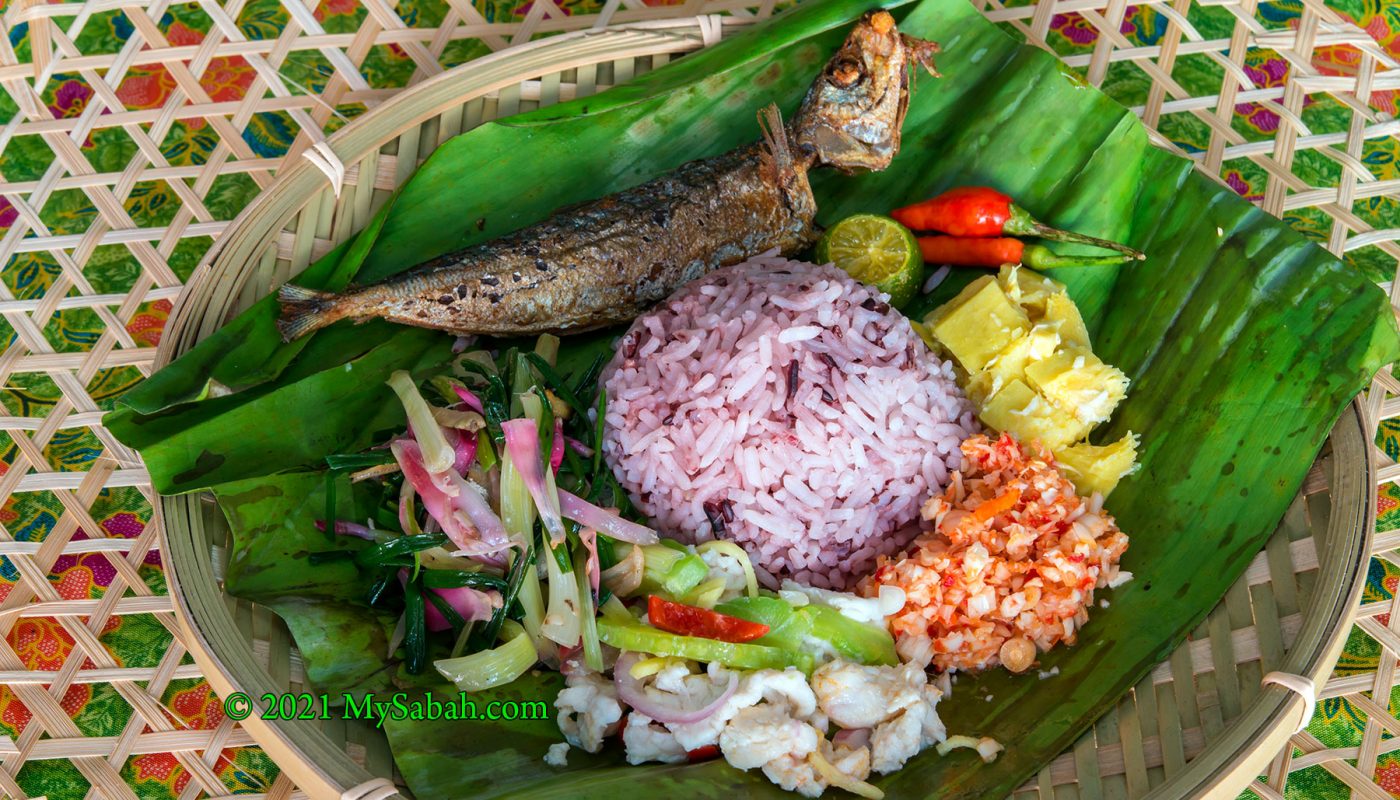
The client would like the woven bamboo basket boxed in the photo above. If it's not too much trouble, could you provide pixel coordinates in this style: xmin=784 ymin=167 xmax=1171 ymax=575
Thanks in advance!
xmin=152 ymin=12 xmax=1379 ymax=800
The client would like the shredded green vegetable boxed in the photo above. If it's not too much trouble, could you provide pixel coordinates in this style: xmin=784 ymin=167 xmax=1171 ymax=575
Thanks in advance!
xmin=403 ymin=580 xmax=428 ymax=674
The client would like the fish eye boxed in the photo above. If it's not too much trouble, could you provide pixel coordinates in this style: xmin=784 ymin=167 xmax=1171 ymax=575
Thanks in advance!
xmin=828 ymin=58 xmax=865 ymax=89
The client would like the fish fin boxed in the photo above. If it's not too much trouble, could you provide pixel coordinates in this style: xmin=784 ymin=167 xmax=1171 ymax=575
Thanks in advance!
xmin=903 ymin=34 xmax=941 ymax=77
xmin=276 ymin=284 xmax=339 ymax=342
xmin=757 ymin=103 xmax=795 ymax=174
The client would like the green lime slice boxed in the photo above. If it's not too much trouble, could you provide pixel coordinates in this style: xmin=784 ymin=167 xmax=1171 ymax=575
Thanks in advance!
xmin=815 ymin=214 xmax=925 ymax=308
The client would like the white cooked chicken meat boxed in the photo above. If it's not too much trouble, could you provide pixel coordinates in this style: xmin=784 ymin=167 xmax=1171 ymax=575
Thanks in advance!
xmin=811 ymin=660 xmax=947 ymax=775
xmin=550 ymin=657 xmax=957 ymax=796
xmin=555 ymin=671 xmax=624 ymax=753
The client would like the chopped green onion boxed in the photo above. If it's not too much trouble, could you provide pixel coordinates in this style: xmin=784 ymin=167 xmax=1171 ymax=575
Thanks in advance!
xmin=571 ymin=352 xmax=607 ymax=407
xmin=592 ymin=390 xmax=606 ymax=478
xmin=457 ymin=350 xmax=498 ymax=378
xmin=474 ymin=430 xmax=497 ymax=472
xmin=599 ymin=594 xmax=632 ymax=621
xmin=403 ymin=579 xmax=428 ymax=674
xmin=353 ymin=533 xmax=448 ymax=568
xmin=479 ymin=539 xmax=533 ymax=648
xmin=523 ymin=352 xmax=588 ymax=419
xmin=366 ymin=571 xmax=396 ymax=606
xmin=435 ymin=620 xmax=536 ymax=692
xmin=424 ymin=585 xmax=468 ymax=634
xmin=421 ymin=570 xmax=509 ymax=592
xmin=325 ymin=452 xmax=396 ymax=470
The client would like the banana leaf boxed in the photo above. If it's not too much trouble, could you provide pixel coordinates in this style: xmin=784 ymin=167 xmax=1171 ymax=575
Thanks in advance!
xmin=107 ymin=0 xmax=1400 ymax=795
xmin=214 ymin=471 xmax=399 ymax=696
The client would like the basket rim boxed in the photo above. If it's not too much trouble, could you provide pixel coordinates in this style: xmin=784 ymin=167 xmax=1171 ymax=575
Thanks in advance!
xmin=154 ymin=15 xmax=1378 ymax=800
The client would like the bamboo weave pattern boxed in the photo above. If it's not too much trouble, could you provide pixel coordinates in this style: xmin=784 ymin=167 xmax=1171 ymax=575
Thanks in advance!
xmin=0 ymin=0 xmax=1397 ymax=798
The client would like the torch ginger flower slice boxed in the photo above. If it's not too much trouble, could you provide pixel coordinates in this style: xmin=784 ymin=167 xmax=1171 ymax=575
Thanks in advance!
xmin=859 ymin=433 xmax=1130 ymax=673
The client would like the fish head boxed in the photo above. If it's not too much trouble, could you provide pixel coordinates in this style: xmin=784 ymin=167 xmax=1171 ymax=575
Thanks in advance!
xmin=792 ymin=9 xmax=939 ymax=173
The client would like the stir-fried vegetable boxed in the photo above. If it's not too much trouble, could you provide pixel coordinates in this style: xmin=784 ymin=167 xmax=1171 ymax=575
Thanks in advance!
xmin=499 ymin=435 xmax=549 ymax=656
xmin=638 ymin=542 xmax=708 ymax=597
xmin=557 ymin=489 xmax=657 ymax=545
xmin=714 ymin=595 xmax=898 ymax=666
xmin=601 ymin=544 xmax=644 ymax=597
xmin=300 ymin=333 xmax=663 ymax=685
xmin=435 ymin=620 xmax=537 ymax=692
xmin=596 ymin=614 xmax=811 ymax=672
xmin=575 ymin=547 xmax=604 ymax=673
xmin=714 ymin=596 xmax=811 ymax=651
xmin=646 ymin=596 xmax=770 ymax=643
xmin=387 ymin=370 xmax=455 ymax=472
xmin=501 ymin=416 xmax=567 ymax=543
xmin=697 ymin=540 xmax=759 ymax=598
xmin=803 ymin=604 xmax=899 ymax=667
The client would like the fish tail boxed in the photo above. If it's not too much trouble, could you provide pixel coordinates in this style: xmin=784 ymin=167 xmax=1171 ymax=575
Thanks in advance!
xmin=277 ymin=284 xmax=341 ymax=342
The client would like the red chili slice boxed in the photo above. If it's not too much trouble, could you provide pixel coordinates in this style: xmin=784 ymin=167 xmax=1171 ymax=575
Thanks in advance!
xmin=687 ymin=744 xmax=721 ymax=762
xmin=646 ymin=595 xmax=770 ymax=643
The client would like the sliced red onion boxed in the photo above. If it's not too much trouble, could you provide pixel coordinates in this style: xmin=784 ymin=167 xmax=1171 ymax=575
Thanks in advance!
xmin=557 ymin=489 xmax=658 ymax=545
xmin=614 ymin=652 xmax=738 ymax=725
xmin=314 ymin=519 xmax=377 ymax=541
xmin=501 ymin=418 xmax=566 ymax=541
xmin=453 ymin=384 xmax=485 ymax=414
xmin=549 ymin=419 xmax=565 ymax=473
xmin=454 ymin=428 xmax=477 ymax=476
xmin=566 ymin=436 xmax=594 ymax=458
xmin=833 ymin=728 xmax=871 ymax=749
xmin=579 ymin=527 xmax=601 ymax=598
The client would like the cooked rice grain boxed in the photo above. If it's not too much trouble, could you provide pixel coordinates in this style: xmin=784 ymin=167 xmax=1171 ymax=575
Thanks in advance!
xmin=600 ymin=254 xmax=975 ymax=590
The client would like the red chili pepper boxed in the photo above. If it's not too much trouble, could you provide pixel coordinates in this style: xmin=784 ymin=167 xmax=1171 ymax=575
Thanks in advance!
xmin=646 ymin=595 xmax=770 ymax=643
xmin=917 ymin=237 xmax=1140 ymax=270
xmin=893 ymin=186 xmax=1145 ymax=259
xmin=687 ymin=744 xmax=722 ymax=762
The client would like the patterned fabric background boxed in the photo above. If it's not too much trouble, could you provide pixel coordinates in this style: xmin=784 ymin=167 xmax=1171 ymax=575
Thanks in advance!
xmin=0 ymin=0 xmax=1396 ymax=797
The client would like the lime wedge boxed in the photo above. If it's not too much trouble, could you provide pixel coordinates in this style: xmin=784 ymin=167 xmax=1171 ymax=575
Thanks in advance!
xmin=815 ymin=214 xmax=925 ymax=308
